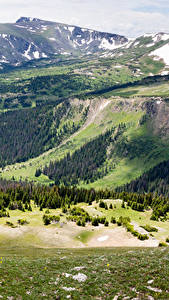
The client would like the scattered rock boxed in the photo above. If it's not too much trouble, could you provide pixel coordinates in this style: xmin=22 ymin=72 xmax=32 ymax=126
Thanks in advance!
xmin=147 ymin=296 xmax=154 ymax=300
xmin=147 ymin=286 xmax=162 ymax=293
xmin=72 ymin=273 xmax=87 ymax=282
xmin=147 ymin=279 xmax=154 ymax=284
xmin=62 ymin=287 xmax=76 ymax=292
xmin=73 ymin=266 xmax=85 ymax=271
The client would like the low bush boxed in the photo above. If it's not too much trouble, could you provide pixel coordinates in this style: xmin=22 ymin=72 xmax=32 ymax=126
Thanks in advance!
xmin=141 ymin=225 xmax=158 ymax=232
xmin=6 ymin=221 xmax=15 ymax=228
xmin=17 ymin=219 xmax=29 ymax=225
xmin=104 ymin=220 xmax=109 ymax=227
xmin=0 ymin=210 xmax=10 ymax=218
xmin=159 ymin=242 xmax=168 ymax=247
xmin=111 ymin=217 xmax=116 ymax=224
xmin=92 ymin=218 xmax=99 ymax=226
xmin=43 ymin=214 xmax=60 ymax=225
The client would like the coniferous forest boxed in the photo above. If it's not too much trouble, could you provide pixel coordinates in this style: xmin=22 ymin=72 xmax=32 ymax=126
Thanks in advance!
xmin=0 ymin=102 xmax=80 ymax=167
xmin=43 ymin=128 xmax=114 ymax=185
xmin=118 ymin=159 xmax=169 ymax=197
xmin=0 ymin=178 xmax=168 ymax=222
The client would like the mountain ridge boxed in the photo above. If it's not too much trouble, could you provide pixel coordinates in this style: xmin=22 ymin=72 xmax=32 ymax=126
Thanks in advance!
xmin=0 ymin=16 xmax=169 ymax=68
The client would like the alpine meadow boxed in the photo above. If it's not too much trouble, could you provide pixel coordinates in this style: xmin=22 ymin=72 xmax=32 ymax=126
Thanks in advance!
xmin=0 ymin=9 xmax=168 ymax=300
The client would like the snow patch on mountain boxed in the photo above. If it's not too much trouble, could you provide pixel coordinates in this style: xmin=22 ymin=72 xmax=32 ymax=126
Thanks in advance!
xmin=150 ymin=43 xmax=169 ymax=65
xmin=49 ymin=38 xmax=56 ymax=41
xmin=144 ymin=33 xmax=169 ymax=43
xmin=23 ymin=43 xmax=32 ymax=60
xmin=33 ymin=51 xmax=40 ymax=59
xmin=68 ymin=26 xmax=75 ymax=34
xmin=99 ymin=38 xmax=118 ymax=50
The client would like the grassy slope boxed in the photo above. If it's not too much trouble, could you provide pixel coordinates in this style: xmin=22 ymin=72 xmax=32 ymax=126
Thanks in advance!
xmin=0 ymin=99 xmax=144 ymax=184
xmin=0 ymin=247 xmax=168 ymax=299
xmin=106 ymin=81 xmax=169 ymax=98
xmin=0 ymin=200 xmax=168 ymax=299
xmin=2 ymin=94 xmax=169 ymax=189
xmin=0 ymin=52 xmax=168 ymax=188
xmin=0 ymin=198 xmax=168 ymax=248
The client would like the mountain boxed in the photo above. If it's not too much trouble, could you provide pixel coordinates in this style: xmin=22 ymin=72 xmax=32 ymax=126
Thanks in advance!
xmin=0 ymin=17 xmax=169 ymax=69
xmin=0 ymin=17 xmax=169 ymax=195
xmin=0 ymin=17 xmax=128 ymax=66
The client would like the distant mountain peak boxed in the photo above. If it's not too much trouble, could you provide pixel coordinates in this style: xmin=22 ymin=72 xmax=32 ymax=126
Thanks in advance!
xmin=16 ymin=17 xmax=41 ymax=23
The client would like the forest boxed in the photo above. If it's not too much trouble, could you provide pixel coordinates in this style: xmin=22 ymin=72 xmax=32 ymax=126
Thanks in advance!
xmin=0 ymin=102 xmax=80 ymax=167
xmin=117 ymin=159 xmax=169 ymax=197
xmin=0 ymin=178 xmax=168 ymax=221
xmin=42 ymin=128 xmax=114 ymax=185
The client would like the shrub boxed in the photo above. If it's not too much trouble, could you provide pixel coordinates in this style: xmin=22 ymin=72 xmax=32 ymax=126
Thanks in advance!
xmin=111 ymin=217 xmax=116 ymax=224
xmin=159 ymin=242 xmax=168 ymax=247
xmin=121 ymin=201 xmax=125 ymax=208
xmin=81 ymin=219 xmax=86 ymax=227
xmin=141 ymin=225 xmax=158 ymax=232
xmin=99 ymin=201 xmax=105 ymax=208
xmin=43 ymin=215 xmax=50 ymax=225
xmin=104 ymin=220 xmax=109 ymax=227
xmin=6 ymin=221 xmax=15 ymax=228
xmin=51 ymin=215 xmax=60 ymax=223
xmin=99 ymin=217 xmax=106 ymax=224
xmin=92 ymin=218 xmax=99 ymax=226
xmin=17 ymin=219 xmax=29 ymax=225
xmin=62 ymin=206 xmax=67 ymax=213
xmin=166 ymin=237 xmax=169 ymax=243
xmin=150 ymin=214 xmax=159 ymax=221
xmin=76 ymin=219 xmax=81 ymax=226
xmin=0 ymin=210 xmax=10 ymax=218
xmin=43 ymin=214 xmax=60 ymax=225
xmin=109 ymin=203 xmax=113 ymax=209
xmin=117 ymin=220 xmax=122 ymax=226
xmin=138 ymin=234 xmax=149 ymax=240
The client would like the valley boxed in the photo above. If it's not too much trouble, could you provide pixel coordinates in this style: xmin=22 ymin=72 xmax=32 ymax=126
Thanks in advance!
xmin=0 ymin=14 xmax=168 ymax=299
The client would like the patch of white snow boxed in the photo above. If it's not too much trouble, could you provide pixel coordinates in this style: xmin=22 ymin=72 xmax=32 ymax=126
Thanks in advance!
xmin=150 ymin=43 xmax=169 ymax=65
xmin=97 ymin=235 xmax=109 ymax=242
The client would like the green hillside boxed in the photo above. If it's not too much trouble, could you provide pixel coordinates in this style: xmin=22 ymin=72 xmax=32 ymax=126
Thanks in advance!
xmin=0 ymin=49 xmax=169 ymax=190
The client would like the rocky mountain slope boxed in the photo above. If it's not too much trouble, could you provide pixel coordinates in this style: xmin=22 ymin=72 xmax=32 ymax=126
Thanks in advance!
xmin=0 ymin=17 xmax=169 ymax=69
xmin=0 ymin=17 xmax=128 ymax=66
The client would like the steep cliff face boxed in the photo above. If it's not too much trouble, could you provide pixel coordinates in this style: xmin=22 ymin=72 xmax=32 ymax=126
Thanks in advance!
xmin=144 ymin=99 xmax=169 ymax=138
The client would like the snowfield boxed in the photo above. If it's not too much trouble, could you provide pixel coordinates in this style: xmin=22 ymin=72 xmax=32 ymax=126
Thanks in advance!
xmin=150 ymin=43 xmax=169 ymax=65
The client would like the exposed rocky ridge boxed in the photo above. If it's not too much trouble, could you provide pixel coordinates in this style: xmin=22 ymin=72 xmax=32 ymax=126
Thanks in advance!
xmin=0 ymin=17 xmax=169 ymax=68
xmin=0 ymin=17 xmax=128 ymax=66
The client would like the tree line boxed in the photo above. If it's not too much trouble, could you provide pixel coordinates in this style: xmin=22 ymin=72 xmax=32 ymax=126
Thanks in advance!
xmin=0 ymin=102 xmax=80 ymax=167
xmin=117 ymin=159 xmax=169 ymax=198
xmin=0 ymin=178 xmax=168 ymax=221
xmin=42 ymin=128 xmax=115 ymax=185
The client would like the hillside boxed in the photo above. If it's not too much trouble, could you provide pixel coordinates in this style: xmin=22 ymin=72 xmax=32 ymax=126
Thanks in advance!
xmin=0 ymin=18 xmax=169 ymax=193
xmin=0 ymin=17 xmax=169 ymax=70
xmin=2 ymin=93 xmax=169 ymax=191
xmin=0 ymin=17 xmax=127 ymax=66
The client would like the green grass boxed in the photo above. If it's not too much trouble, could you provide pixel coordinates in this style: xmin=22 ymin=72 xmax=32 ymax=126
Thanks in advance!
xmin=0 ymin=199 xmax=168 ymax=248
xmin=109 ymin=81 xmax=169 ymax=97
xmin=75 ymin=231 xmax=94 ymax=244
xmin=87 ymin=200 xmax=169 ymax=240
xmin=2 ymin=96 xmax=169 ymax=190
xmin=0 ymin=247 xmax=168 ymax=299
xmin=1 ymin=100 xmax=144 ymax=186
